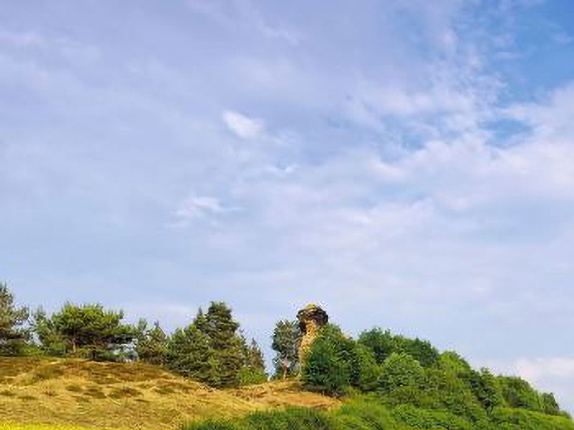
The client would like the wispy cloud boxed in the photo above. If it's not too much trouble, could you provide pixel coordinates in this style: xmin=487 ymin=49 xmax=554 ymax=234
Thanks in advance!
xmin=2 ymin=0 xmax=574 ymax=412
xmin=223 ymin=110 xmax=264 ymax=139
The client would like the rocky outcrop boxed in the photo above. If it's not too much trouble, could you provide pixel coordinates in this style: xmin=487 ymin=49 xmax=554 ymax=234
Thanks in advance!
xmin=296 ymin=304 xmax=329 ymax=365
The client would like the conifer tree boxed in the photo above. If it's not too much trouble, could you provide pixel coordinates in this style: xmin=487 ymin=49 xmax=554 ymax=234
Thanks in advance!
xmin=197 ymin=301 xmax=244 ymax=388
xmin=48 ymin=302 xmax=135 ymax=360
xmin=0 ymin=283 xmax=30 ymax=356
xmin=31 ymin=306 xmax=66 ymax=356
xmin=166 ymin=324 xmax=212 ymax=382
xmin=136 ymin=319 xmax=168 ymax=365
xmin=237 ymin=337 xmax=268 ymax=385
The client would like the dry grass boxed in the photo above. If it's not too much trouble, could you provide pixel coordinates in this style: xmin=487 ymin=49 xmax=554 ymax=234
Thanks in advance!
xmin=0 ymin=358 xmax=339 ymax=430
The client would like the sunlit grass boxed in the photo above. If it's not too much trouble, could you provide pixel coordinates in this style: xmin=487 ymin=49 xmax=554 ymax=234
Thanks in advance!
xmin=0 ymin=357 xmax=339 ymax=430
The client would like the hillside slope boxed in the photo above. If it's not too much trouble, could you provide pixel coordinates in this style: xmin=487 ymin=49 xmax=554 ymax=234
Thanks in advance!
xmin=0 ymin=358 xmax=339 ymax=430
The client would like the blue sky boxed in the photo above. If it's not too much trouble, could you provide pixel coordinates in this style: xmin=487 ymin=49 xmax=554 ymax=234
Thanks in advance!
xmin=2 ymin=0 xmax=574 ymax=411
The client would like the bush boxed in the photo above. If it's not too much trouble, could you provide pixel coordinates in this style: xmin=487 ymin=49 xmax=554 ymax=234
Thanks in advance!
xmin=438 ymin=351 xmax=472 ymax=374
xmin=463 ymin=368 xmax=505 ymax=412
xmin=237 ymin=366 xmax=268 ymax=386
xmin=303 ymin=324 xmax=355 ymax=395
xmin=358 ymin=329 xmax=439 ymax=368
xmin=349 ymin=344 xmax=381 ymax=392
xmin=242 ymin=408 xmax=335 ymax=430
xmin=377 ymin=352 xmax=424 ymax=393
xmin=498 ymin=376 xmax=543 ymax=412
xmin=490 ymin=407 xmax=574 ymax=430
xmin=183 ymin=420 xmax=241 ymax=430
xmin=421 ymin=368 xmax=488 ymax=423
xmin=391 ymin=404 xmax=475 ymax=429
xmin=338 ymin=398 xmax=396 ymax=430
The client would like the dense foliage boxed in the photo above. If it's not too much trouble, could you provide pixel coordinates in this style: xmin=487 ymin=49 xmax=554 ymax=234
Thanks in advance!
xmin=1 ymin=281 xmax=573 ymax=430
xmin=32 ymin=302 xmax=136 ymax=360
xmin=0 ymin=283 xmax=30 ymax=356
xmin=183 ymin=398 xmax=574 ymax=430
xmin=300 ymin=323 xmax=572 ymax=429
xmin=271 ymin=319 xmax=301 ymax=379
xmin=1 ymin=284 xmax=266 ymax=388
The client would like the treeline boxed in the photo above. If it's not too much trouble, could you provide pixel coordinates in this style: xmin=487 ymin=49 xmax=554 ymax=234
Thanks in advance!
xmin=0 ymin=283 xmax=266 ymax=387
xmin=2 ymin=282 xmax=573 ymax=429
xmin=296 ymin=323 xmax=572 ymax=429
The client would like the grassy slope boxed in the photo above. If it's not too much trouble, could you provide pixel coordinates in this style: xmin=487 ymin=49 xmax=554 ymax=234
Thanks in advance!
xmin=0 ymin=358 xmax=339 ymax=430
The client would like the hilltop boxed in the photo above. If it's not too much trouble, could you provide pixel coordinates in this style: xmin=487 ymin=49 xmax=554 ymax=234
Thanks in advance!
xmin=0 ymin=358 xmax=339 ymax=430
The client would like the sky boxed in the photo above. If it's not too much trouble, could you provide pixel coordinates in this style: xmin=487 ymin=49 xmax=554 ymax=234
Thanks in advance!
xmin=1 ymin=0 xmax=574 ymax=412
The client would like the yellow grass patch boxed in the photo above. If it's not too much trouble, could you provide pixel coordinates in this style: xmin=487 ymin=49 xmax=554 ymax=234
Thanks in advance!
xmin=0 ymin=358 xmax=339 ymax=430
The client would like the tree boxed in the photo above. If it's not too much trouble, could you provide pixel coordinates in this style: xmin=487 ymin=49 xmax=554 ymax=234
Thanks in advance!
xmin=31 ymin=306 xmax=66 ymax=356
xmin=541 ymin=392 xmax=561 ymax=416
xmin=166 ymin=324 xmax=212 ymax=382
xmin=48 ymin=302 xmax=135 ymax=360
xmin=135 ymin=319 xmax=168 ymax=365
xmin=349 ymin=343 xmax=381 ymax=392
xmin=439 ymin=351 xmax=472 ymax=374
xmin=358 ymin=328 xmax=439 ymax=368
xmin=271 ymin=319 xmax=301 ymax=379
xmin=498 ymin=375 xmax=543 ymax=412
xmin=397 ymin=337 xmax=439 ymax=368
xmin=238 ymin=337 xmax=268 ymax=385
xmin=358 ymin=328 xmax=394 ymax=364
xmin=464 ymin=368 xmax=505 ymax=413
xmin=0 ymin=283 xmax=30 ymax=356
xmin=196 ymin=301 xmax=244 ymax=388
xmin=302 ymin=324 xmax=355 ymax=395
xmin=377 ymin=352 xmax=424 ymax=393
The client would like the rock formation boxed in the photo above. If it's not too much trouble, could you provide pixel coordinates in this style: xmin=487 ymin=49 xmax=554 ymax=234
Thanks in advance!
xmin=296 ymin=304 xmax=329 ymax=365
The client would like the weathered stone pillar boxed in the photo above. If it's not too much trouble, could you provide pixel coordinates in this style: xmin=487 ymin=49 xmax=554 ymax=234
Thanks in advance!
xmin=297 ymin=304 xmax=329 ymax=367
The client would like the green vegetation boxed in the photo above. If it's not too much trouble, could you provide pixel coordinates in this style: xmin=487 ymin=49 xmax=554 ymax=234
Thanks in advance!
xmin=184 ymin=397 xmax=574 ymax=430
xmin=0 ymin=283 xmax=30 ymax=356
xmin=32 ymin=303 xmax=136 ymax=360
xmin=1 ymin=282 xmax=573 ymax=430
xmin=1 ymin=284 xmax=266 ymax=389
xmin=271 ymin=320 xmax=301 ymax=379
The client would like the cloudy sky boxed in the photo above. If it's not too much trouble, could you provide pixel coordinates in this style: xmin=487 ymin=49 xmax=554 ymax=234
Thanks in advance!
xmin=1 ymin=0 xmax=574 ymax=411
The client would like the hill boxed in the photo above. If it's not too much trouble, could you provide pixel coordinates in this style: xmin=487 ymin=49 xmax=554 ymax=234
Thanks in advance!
xmin=0 ymin=358 xmax=339 ymax=430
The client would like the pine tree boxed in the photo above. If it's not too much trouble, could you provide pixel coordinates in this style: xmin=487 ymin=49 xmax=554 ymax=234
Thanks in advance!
xmin=166 ymin=324 xmax=212 ymax=382
xmin=238 ymin=337 xmax=268 ymax=385
xmin=246 ymin=339 xmax=266 ymax=370
xmin=0 ymin=283 xmax=30 ymax=356
xmin=49 ymin=302 xmax=135 ymax=360
xmin=31 ymin=306 xmax=66 ymax=356
xmin=198 ymin=302 xmax=244 ymax=388
xmin=136 ymin=319 xmax=168 ymax=365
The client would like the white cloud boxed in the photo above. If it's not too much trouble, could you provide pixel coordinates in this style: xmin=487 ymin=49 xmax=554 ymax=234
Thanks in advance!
xmin=174 ymin=194 xmax=226 ymax=224
xmin=222 ymin=110 xmax=264 ymax=139
xmin=514 ymin=357 xmax=574 ymax=383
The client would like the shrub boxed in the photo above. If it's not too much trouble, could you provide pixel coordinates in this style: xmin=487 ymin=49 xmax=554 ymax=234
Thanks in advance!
xmin=349 ymin=344 xmax=381 ymax=392
xmin=377 ymin=352 xmax=424 ymax=393
xmin=463 ymin=368 xmax=505 ymax=412
xmin=183 ymin=420 xmax=241 ymax=430
xmin=490 ymin=407 xmax=574 ymax=430
xmin=438 ymin=351 xmax=472 ymax=374
xmin=392 ymin=404 xmax=475 ymax=429
xmin=498 ymin=376 xmax=543 ymax=412
xmin=338 ymin=398 xmax=396 ymax=430
xmin=358 ymin=328 xmax=439 ymax=368
xmin=237 ymin=366 xmax=268 ymax=386
xmin=303 ymin=324 xmax=355 ymax=395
